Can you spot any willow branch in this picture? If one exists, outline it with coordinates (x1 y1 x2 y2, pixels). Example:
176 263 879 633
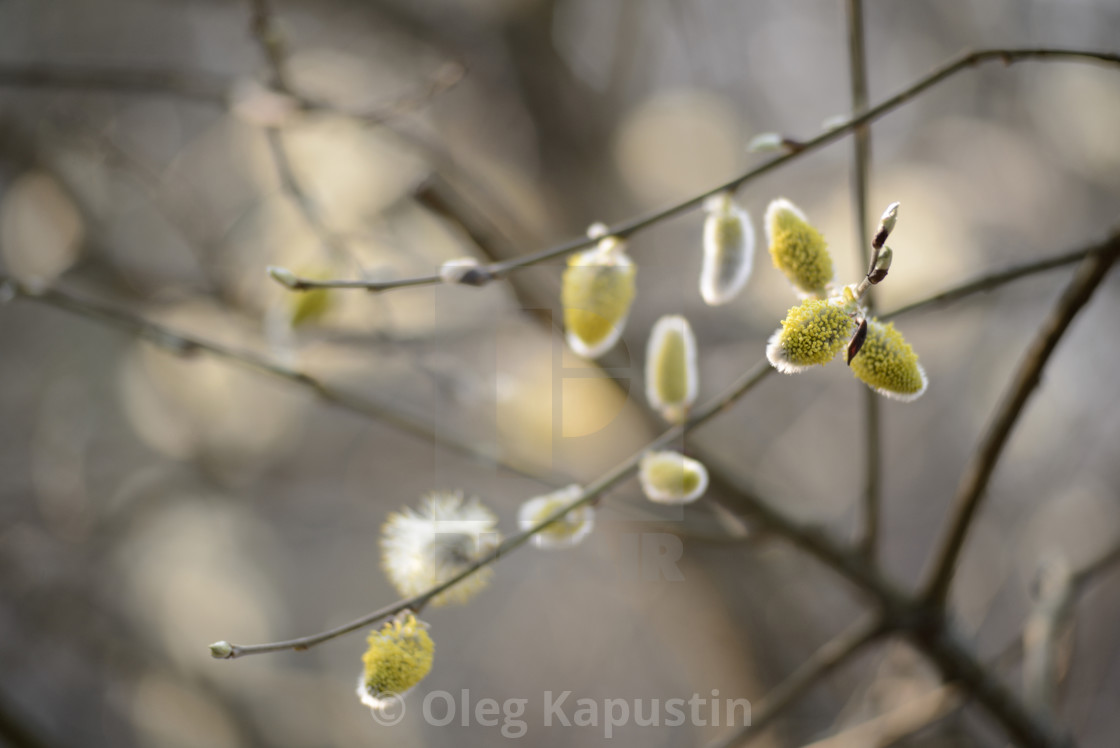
206 245 1100 744
844 0 882 562
266 47 1120 294
0 64 229 104
881 246 1100 319
204 227 1117 657
0 274 547 484
707 618 885 748
922 233 1120 606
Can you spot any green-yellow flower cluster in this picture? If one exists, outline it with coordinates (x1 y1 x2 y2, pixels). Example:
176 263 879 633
357 613 435 710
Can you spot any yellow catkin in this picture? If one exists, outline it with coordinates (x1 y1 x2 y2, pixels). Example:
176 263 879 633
645 315 697 422
639 451 709 504
561 245 636 358
768 298 854 372
360 614 434 701
849 320 928 401
766 199 834 297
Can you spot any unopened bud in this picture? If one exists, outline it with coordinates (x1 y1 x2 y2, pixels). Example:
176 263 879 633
267 265 299 289
439 257 491 286
867 246 893 284
209 641 234 659
872 202 900 250
746 132 784 153
847 318 869 365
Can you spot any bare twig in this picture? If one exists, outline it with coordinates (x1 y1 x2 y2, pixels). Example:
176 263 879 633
707 618 885 748
801 684 961 748
880 246 1099 319
907 620 1073 748
0 688 56 748
1022 555 1075 717
211 359 783 657
203 237 1101 744
844 0 882 562
0 64 229 104
0 273 549 484
922 233 1120 606
266 47 1120 294
1071 540 1120 592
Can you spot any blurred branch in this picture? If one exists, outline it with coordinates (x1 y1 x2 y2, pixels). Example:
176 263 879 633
0 64 229 103
266 47 1120 294
245 0 363 269
0 273 549 484
0 689 56 748
707 618 885 748
845 0 882 563
881 246 1101 318
1072 540 1120 592
163 229 1120 653
922 234 1120 606
1023 555 1075 717
208 264 1088 744
0 61 462 128
802 684 961 748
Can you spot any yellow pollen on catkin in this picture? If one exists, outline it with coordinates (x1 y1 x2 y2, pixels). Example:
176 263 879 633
767 298 855 373
358 614 434 706
849 319 928 401
765 198 834 297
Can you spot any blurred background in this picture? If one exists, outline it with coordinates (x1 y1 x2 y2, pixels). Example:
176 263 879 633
1 0 1119 746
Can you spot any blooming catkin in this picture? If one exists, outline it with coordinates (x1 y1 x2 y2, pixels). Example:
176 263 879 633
700 193 755 305
357 613 434 709
765 198 834 297
561 235 637 359
766 298 856 373
848 319 928 401
380 491 500 606
645 315 698 423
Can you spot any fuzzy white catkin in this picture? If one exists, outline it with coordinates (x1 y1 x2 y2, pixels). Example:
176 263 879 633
645 315 698 423
639 451 710 504
700 193 755 306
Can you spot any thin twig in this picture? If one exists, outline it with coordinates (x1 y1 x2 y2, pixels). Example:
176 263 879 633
0 230 1098 655
906 620 1073 748
0 689 56 748
206 237 1102 744
245 0 360 269
0 64 229 104
247 0 292 92
1072 541 1120 592
922 234 1120 606
706 618 886 748
802 684 961 748
212 359 781 657
845 0 882 562
1022 555 1075 717
880 246 1098 319
0 274 549 484
267 47 1120 294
